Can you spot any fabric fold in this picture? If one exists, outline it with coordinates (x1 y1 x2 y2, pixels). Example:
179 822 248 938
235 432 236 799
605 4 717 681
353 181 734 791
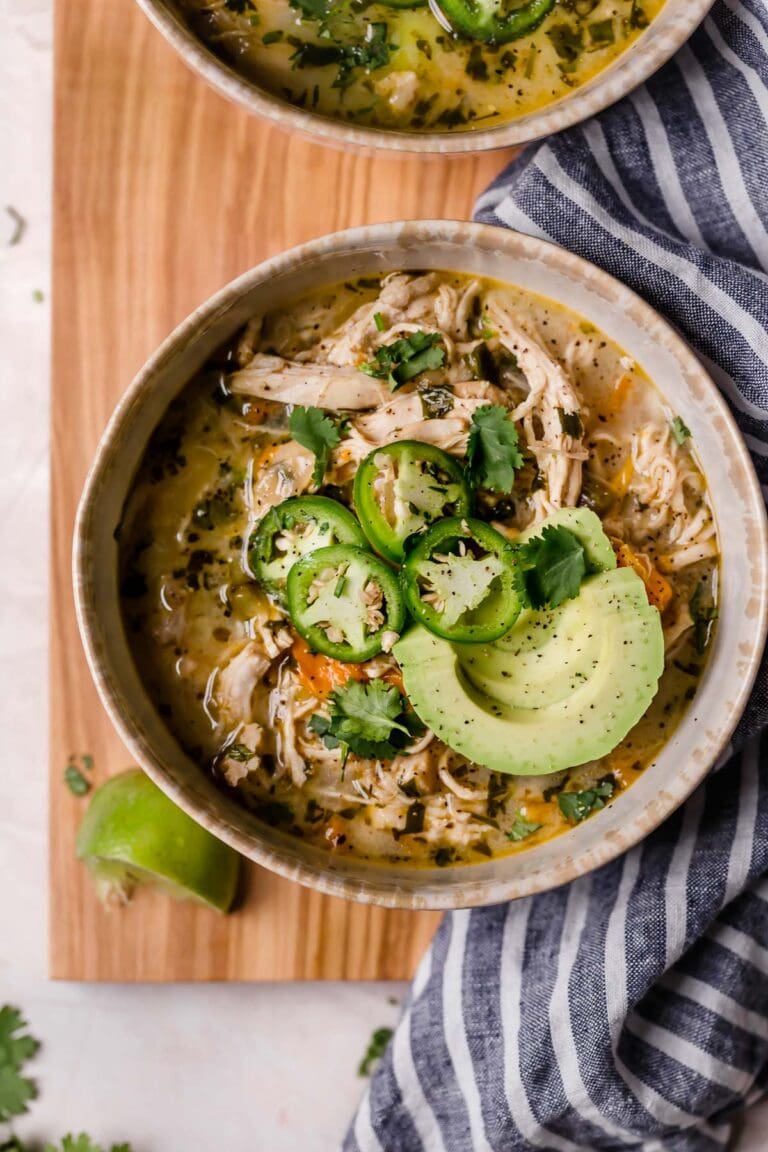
345 2 768 1148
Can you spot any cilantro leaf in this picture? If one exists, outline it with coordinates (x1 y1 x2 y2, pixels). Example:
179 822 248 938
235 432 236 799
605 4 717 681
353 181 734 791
466 405 523 494
506 811 542 842
0 1007 39 1123
557 779 614 824
358 1027 393 1077
671 415 691 445
516 524 587 608
310 680 423 763
361 331 445 391
288 405 341 486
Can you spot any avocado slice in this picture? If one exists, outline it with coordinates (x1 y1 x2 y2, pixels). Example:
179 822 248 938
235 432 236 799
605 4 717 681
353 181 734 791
394 566 664 776
517 506 617 573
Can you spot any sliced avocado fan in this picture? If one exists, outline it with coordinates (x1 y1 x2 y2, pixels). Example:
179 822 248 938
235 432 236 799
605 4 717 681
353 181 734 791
394 511 664 777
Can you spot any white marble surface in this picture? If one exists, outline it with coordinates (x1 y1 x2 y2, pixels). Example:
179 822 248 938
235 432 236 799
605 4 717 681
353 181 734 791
1 2 766 1148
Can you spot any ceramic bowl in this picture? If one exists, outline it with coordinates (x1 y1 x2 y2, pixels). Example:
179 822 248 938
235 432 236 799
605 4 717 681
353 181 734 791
135 0 716 154
74 220 768 910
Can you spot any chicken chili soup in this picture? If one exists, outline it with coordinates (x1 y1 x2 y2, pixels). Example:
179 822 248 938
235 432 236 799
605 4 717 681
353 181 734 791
119 271 718 869
179 0 665 133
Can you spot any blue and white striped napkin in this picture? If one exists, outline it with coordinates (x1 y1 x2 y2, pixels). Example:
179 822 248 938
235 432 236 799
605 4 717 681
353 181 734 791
346 2 768 1147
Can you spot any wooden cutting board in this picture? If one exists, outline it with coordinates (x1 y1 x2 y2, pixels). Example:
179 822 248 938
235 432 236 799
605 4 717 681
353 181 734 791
50 0 514 981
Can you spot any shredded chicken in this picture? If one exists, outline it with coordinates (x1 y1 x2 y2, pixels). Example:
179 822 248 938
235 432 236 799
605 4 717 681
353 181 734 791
215 642 272 724
231 353 391 410
374 70 419 115
248 440 316 519
484 290 586 519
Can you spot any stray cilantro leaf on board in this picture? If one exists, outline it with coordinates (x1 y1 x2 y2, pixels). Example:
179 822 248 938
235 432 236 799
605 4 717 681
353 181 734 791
361 331 445 391
466 405 523 494
5 207 26 248
32 290 44 304
0 1007 39 1123
557 779 615 824
309 680 423 765
358 1027 394 1077
63 753 94 797
506 811 542 842
670 415 691 445
516 525 587 608
288 405 341 486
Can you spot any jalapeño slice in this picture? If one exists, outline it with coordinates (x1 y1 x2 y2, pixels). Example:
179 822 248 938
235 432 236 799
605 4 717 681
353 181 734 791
353 441 472 564
400 517 522 642
429 0 555 44
287 544 406 662
249 496 366 594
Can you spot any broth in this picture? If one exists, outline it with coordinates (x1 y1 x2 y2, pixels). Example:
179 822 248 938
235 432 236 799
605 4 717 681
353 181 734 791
178 0 666 132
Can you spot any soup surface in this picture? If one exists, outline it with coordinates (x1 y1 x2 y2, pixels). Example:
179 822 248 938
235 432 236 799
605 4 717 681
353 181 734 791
120 271 718 868
178 0 665 133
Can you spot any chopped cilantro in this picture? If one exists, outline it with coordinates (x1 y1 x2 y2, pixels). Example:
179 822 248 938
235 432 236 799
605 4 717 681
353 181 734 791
261 28 283 43
63 765 90 796
361 330 445 391
670 415 691 445
516 525 587 609
588 18 615 46
358 1027 393 1076
547 22 584 64
690 583 717 654
467 405 524 494
290 23 393 90
629 1 649 29
558 779 614 823
288 0 330 19
465 45 489 81
288 405 341 486
506 811 542 842
63 753 93 797
32 289 44 303
309 680 424 764
224 742 257 763
557 407 583 438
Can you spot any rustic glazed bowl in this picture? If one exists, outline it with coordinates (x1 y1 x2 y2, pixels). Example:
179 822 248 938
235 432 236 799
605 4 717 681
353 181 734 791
135 0 716 153
75 221 767 910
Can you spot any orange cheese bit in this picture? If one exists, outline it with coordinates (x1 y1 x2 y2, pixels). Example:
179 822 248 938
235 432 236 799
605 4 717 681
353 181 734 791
612 539 674 612
292 636 366 698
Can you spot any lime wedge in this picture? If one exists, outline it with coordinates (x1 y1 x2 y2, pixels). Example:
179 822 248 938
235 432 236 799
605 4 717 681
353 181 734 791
76 769 240 913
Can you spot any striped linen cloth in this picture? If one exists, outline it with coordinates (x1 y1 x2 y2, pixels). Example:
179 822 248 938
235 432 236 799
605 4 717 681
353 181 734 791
345 2 768 1148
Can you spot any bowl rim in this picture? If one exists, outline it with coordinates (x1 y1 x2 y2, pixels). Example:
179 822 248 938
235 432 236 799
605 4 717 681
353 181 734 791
74 219 768 909
134 0 717 155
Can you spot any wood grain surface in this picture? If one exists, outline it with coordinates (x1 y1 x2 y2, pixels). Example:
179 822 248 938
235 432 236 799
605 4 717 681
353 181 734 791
50 0 514 981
